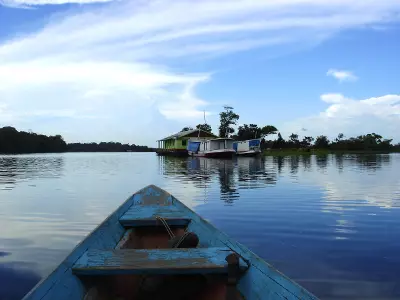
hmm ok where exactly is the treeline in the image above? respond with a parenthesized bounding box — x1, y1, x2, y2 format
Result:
(0, 127, 154, 154)
(67, 142, 154, 152)
(0, 127, 67, 153)
(263, 133, 400, 151)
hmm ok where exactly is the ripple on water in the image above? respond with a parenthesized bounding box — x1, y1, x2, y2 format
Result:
(1, 153, 400, 299)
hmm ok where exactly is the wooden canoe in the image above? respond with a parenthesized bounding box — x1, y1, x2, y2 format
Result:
(23, 185, 318, 300)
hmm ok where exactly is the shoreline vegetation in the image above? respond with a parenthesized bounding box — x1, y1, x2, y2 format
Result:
(1, 124, 400, 155)
(263, 148, 400, 156)
(0, 127, 154, 154)
(260, 132, 400, 156)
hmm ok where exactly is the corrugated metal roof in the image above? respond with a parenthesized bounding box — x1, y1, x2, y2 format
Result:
(157, 129, 216, 141)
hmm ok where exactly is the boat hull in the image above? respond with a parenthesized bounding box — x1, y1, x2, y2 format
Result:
(190, 149, 235, 158)
(23, 185, 318, 300)
(156, 148, 188, 157)
(236, 150, 261, 157)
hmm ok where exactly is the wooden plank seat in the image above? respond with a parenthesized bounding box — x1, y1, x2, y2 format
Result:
(72, 247, 248, 276)
(119, 205, 191, 227)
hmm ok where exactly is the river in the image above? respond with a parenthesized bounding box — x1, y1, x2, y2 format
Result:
(1, 153, 399, 299)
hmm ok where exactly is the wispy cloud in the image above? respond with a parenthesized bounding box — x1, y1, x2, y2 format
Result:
(327, 69, 358, 82)
(1, 0, 400, 143)
(0, 0, 111, 7)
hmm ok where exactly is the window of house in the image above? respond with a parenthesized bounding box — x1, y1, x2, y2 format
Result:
(182, 140, 187, 146)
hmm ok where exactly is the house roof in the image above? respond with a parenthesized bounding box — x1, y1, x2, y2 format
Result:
(158, 129, 217, 141)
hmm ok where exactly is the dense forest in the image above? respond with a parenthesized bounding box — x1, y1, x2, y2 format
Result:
(263, 132, 400, 152)
(67, 142, 153, 152)
(0, 127, 154, 154)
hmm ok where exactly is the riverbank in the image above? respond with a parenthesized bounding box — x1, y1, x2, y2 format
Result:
(263, 148, 400, 156)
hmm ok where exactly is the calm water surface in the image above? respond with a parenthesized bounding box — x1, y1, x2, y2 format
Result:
(1, 153, 400, 299)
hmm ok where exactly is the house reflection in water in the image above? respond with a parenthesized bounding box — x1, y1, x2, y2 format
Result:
(236, 157, 277, 189)
(158, 155, 281, 204)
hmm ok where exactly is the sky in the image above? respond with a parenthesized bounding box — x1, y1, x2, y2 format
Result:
(0, 0, 400, 146)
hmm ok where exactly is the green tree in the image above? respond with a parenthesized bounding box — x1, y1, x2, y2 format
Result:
(261, 125, 278, 138)
(336, 133, 344, 142)
(181, 127, 193, 132)
(273, 132, 286, 148)
(0, 127, 68, 154)
(289, 133, 299, 146)
(196, 124, 212, 133)
(314, 135, 330, 148)
(237, 124, 260, 140)
(301, 136, 314, 147)
(218, 106, 239, 138)
(236, 124, 278, 141)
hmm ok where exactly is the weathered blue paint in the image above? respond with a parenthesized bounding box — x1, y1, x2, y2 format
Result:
(119, 205, 191, 227)
(249, 139, 261, 147)
(72, 247, 248, 276)
(120, 218, 190, 227)
(23, 184, 319, 300)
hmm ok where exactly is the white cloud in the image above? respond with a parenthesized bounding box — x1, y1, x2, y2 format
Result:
(327, 69, 358, 82)
(1, 0, 400, 143)
(320, 93, 400, 118)
(0, 0, 111, 7)
(281, 93, 400, 141)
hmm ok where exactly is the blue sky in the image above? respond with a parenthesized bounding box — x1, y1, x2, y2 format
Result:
(0, 0, 400, 145)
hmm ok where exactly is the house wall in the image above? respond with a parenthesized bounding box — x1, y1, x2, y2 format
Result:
(160, 130, 217, 150)
(174, 138, 189, 149)
(163, 138, 189, 149)
(163, 139, 175, 149)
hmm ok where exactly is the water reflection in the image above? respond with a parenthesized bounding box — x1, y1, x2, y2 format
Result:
(159, 156, 213, 188)
(0, 155, 64, 190)
(159, 154, 399, 210)
(216, 160, 238, 203)
(0, 263, 41, 300)
(289, 156, 300, 175)
(273, 156, 285, 174)
(1, 153, 400, 300)
(335, 154, 344, 173)
(315, 154, 329, 171)
(159, 156, 240, 203)
(353, 154, 391, 171)
(237, 157, 277, 188)
(301, 155, 312, 170)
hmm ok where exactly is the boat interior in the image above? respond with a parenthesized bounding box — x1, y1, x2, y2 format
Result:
(78, 225, 245, 300)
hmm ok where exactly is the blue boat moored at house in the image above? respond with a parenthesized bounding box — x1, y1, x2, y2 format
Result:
(23, 185, 318, 300)
(233, 139, 262, 156)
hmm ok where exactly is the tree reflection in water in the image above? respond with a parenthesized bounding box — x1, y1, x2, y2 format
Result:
(0, 155, 64, 190)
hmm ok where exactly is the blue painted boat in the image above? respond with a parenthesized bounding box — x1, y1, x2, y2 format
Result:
(233, 139, 262, 156)
(23, 185, 318, 300)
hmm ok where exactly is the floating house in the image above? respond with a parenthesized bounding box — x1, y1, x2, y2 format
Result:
(156, 129, 217, 156)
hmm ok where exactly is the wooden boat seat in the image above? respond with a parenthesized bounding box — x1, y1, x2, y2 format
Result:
(119, 205, 191, 227)
(72, 247, 248, 276)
